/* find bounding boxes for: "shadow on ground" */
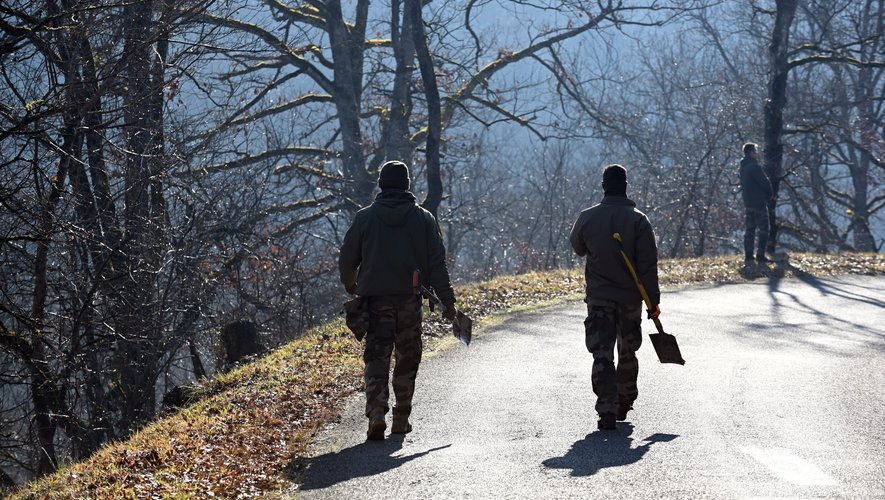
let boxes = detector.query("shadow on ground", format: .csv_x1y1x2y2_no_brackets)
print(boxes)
734,257,884,353
294,434,451,490
542,424,678,477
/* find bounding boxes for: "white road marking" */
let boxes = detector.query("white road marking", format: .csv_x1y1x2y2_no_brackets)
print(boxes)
739,446,837,486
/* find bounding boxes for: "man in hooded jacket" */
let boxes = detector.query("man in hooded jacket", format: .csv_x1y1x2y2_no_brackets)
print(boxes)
739,143,773,265
339,160,456,441
569,164,661,430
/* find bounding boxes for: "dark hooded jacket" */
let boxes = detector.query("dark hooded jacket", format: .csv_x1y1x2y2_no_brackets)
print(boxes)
739,155,773,209
339,189,455,306
569,196,660,306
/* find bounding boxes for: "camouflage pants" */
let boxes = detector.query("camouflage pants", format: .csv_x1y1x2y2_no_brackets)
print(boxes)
363,294,423,418
584,299,643,417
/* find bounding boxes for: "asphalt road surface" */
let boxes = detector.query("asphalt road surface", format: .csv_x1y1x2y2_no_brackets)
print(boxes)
296,275,885,499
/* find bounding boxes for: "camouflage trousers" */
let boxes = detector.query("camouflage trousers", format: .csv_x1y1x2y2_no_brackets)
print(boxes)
584,299,643,417
363,294,423,418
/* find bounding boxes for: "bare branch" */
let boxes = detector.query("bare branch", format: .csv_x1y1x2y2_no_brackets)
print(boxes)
264,0,327,28
188,10,335,94
438,4,617,130
191,146,338,175
466,95,548,141
789,53,885,69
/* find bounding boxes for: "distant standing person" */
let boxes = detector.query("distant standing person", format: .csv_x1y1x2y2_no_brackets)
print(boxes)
739,143,773,265
569,164,661,430
339,160,457,441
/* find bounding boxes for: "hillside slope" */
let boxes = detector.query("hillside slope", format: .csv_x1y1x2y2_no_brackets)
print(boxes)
14,253,884,498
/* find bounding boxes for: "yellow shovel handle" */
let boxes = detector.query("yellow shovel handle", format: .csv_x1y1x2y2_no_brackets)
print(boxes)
613,233,664,334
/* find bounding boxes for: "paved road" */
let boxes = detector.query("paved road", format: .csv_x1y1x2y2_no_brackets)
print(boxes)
296,275,885,499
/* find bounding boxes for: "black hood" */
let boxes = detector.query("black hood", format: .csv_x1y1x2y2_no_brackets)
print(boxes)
373,189,418,227
600,195,636,207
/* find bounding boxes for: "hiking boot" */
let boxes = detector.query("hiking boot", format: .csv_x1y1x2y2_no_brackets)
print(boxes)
597,414,616,430
391,405,412,434
756,255,769,264
617,401,633,421
366,408,386,441
391,414,412,434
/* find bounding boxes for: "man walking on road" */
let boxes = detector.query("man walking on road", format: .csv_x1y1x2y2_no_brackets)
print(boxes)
339,160,457,441
569,164,661,430
739,143,773,265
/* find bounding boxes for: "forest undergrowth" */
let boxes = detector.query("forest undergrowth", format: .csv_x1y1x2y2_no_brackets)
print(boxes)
15,252,885,498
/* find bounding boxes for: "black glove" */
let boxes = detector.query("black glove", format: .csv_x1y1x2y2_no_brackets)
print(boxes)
345,282,357,295
442,303,456,321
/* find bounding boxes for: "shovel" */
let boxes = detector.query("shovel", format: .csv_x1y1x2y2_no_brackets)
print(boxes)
418,285,473,346
613,233,685,365
450,309,473,346
423,286,472,346
412,270,472,345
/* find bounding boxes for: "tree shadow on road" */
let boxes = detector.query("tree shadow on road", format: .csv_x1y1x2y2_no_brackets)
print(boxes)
757,257,885,351
542,424,678,477
293,434,451,490
769,261,885,310
734,257,884,353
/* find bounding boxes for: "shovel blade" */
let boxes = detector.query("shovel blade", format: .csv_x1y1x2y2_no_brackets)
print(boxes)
649,332,685,365
453,310,473,346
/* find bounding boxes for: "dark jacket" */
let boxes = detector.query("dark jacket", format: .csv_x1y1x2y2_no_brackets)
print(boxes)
739,156,773,209
569,196,660,306
339,189,455,306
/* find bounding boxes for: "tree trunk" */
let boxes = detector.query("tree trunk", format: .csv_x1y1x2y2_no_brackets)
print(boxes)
0,467,15,490
382,0,416,166
29,118,79,477
116,0,168,431
850,66,877,252
763,0,799,253
408,0,443,217
326,0,374,207
849,155,876,251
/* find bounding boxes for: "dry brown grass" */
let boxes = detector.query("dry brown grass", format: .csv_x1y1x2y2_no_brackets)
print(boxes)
14,252,883,498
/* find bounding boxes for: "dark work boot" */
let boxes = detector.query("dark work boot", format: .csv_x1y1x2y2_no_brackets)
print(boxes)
391,414,412,434
617,400,633,421
597,414,616,430
391,405,412,434
366,408,386,441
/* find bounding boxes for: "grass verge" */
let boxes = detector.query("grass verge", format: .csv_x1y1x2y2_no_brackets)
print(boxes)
14,252,884,498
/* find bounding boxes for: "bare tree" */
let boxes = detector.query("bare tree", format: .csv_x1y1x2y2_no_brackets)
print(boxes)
761,0,799,253
0,0,231,481
759,0,884,252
